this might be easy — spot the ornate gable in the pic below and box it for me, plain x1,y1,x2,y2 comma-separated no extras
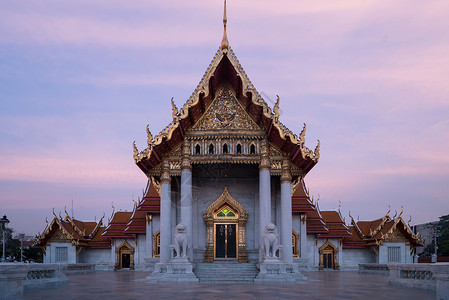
189,85,261,133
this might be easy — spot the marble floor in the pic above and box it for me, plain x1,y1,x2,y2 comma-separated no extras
24,270,435,300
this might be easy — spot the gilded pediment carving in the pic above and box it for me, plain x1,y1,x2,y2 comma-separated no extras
189,86,261,133
384,227,408,243
50,229,71,242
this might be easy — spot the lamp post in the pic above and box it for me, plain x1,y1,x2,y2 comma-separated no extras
19,233,25,262
0,215,10,262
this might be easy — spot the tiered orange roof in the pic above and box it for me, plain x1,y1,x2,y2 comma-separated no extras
343,209,423,249
125,180,160,234
306,208,328,234
292,180,328,234
317,211,351,238
291,180,315,213
102,211,134,238
34,211,110,249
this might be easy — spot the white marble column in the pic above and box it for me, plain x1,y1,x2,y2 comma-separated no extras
180,139,193,260
160,160,172,263
259,139,271,262
280,159,293,264
299,213,307,258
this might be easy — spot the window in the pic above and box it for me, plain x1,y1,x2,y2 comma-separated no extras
250,144,256,154
236,144,242,154
388,246,400,262
209,144,214,154
223,143,228,154
56,247,68,262
195,144,201,155
215,205,237,218
292,230,299,258
153,231,160,258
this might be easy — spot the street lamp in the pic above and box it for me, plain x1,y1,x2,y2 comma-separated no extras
19,233,25,262
0,215,10,262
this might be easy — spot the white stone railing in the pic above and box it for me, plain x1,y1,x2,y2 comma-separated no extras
0,263,69,299
388,263,449,300
358,263,389,275
64,263,95,274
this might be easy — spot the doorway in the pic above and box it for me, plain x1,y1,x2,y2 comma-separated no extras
215,224,237,259
121,253,131,268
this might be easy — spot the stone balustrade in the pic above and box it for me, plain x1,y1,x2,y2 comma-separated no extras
0,263,69,300
64,263,95,275
358,263,389,275
388,263,449,300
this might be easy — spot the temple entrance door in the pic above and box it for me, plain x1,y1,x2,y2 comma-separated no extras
116,240,135,270
323,251,333,269
319,241,338,270
121,253,130,268
215,224,237,259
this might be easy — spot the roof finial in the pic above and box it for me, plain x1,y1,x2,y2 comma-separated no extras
221,0,229,49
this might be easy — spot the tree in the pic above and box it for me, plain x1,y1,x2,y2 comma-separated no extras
437,214,449,256
0,227,20,260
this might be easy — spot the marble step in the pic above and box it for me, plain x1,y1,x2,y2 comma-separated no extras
194,263,259,282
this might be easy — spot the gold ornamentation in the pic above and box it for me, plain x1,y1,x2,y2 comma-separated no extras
170,161,181,170
280,158,292,183
181,139,192,171
384,227,408,243
273,96,280,121
132,44,320,166
292,230,300,258
319,240,339,270
146,125,153,147
115,240,135,270
221,0,229,50
153,230,160,258
190,85,260,132
133,141,139,161
203,187,248,263
171,97,179,119
160,160,171,184
259,139,270,171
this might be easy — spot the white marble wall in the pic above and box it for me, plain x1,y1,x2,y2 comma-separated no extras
44,242,76,264
341,248,376,269
379,242,412,264
78,248,112,270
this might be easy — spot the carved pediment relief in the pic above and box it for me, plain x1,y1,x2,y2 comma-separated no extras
384,227,408,243
189,85,261,132
50,228,72,242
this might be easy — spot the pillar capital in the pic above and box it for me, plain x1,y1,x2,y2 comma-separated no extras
181,139,192,171
280,158,292,183
259,139,270,171
161,160,171,184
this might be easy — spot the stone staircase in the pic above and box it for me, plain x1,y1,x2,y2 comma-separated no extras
194,261,259,283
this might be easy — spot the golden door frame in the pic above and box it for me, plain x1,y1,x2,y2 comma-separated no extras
203,187,248,263
318,240,339,270
115,240,135,270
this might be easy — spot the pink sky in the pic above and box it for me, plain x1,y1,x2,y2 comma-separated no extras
1,0,448,235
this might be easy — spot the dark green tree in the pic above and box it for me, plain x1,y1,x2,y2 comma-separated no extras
437,214,449,256
0,227,20,260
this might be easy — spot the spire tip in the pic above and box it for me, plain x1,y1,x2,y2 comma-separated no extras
221,0,229,49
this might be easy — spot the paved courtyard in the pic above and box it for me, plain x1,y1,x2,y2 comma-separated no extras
24,270,435,300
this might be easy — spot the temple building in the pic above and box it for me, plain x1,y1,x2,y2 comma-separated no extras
34,2,423,282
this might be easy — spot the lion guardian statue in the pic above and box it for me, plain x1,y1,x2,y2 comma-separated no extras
174,223,188,258
263,223,279,258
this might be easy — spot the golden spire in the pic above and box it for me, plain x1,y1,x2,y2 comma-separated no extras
221,0,229,49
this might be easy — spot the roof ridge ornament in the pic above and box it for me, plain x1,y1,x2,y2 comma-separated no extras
221,0,229,50
273,96,280,120
171,97,179,119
